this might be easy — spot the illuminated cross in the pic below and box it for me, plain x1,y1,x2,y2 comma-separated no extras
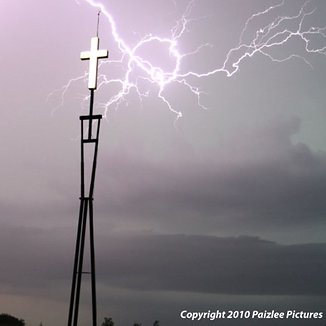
80,36,108,90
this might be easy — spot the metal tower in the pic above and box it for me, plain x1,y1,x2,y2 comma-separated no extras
67,35,108,326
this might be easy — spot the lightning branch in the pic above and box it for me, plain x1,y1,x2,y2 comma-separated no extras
50,0,326,122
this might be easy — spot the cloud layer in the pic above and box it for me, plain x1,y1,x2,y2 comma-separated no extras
1,225,325,296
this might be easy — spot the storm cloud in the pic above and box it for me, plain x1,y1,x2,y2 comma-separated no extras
0,225,325,296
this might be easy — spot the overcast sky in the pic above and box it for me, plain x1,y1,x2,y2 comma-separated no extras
1,0,326,325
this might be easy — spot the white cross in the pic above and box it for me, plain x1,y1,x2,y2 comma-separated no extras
80,36,108,90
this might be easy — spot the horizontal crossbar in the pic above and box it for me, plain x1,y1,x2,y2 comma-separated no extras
80,114,102,120
82,139,97,143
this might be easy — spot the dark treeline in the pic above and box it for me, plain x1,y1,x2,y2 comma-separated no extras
102,317,160,326
0,314,25,326
0,314,159,326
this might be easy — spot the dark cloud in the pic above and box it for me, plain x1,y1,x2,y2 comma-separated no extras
96,233,326,295
1,225,325,296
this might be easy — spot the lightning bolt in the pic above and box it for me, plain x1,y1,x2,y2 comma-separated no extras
50,0,326,120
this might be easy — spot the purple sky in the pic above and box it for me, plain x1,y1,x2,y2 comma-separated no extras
1,0,326,325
